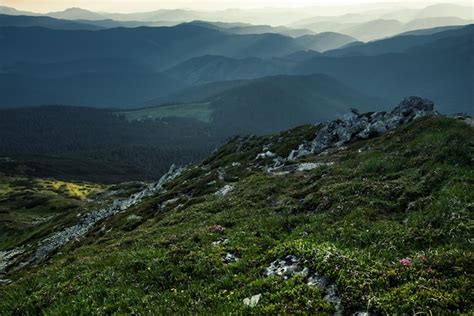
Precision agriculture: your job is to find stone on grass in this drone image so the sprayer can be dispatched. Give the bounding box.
[243,293,261,307]
[215,185,234,196]
[223,253,238,264]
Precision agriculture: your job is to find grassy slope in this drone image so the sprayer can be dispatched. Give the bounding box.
[0,176,106,250]
[0,116,473,314]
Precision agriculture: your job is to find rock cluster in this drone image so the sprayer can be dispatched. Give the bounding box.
[265,255,309,279]
[289,96,436,161]
[266,255,343,314]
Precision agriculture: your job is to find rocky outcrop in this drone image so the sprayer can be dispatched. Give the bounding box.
[289,97,436,161]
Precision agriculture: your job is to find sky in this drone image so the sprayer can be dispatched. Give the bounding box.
[2,0,470,13]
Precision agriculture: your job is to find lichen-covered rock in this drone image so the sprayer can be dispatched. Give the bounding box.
[266,255,309,279]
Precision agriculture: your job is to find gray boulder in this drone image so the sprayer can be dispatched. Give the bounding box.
[391,96,434,117]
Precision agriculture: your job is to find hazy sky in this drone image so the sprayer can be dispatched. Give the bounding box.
[2,0,470,13]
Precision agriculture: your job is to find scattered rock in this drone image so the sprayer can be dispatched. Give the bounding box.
[323,284,343,315]
[211,225,226,233]
[231,162,241,167]
[159,198,179,209]
[243,293,262,307]
[256,151,276,160]
[266,255,343,314]
[307,272,329,289]
[223,253,239,264]
[30,215,55,225]
[0,278,12,285]
[126,215,143,221]
[267,162,333,174]
[215,185,234,196]
[296,162,334,172]
[212,239,229,246]
[288,143,313,161]
[266,255,309,279]
[218,169,225,180]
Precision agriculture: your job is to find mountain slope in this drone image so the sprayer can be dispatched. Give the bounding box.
[0,99,472,314]
[295,25,474,114]
[293,32,357,52]
[186,20,316,37]
[164,55,290,85]
[326,24,474,56]
[341,19,403,41]
[141,74,383,134]
[0,71,184,108]
[207,74,382,134]
[0,24,315,70]
[0,6,37,16]
[47,8,106,21]
[294,15,473,41]
[156,25,473,115]
[0,74,381,182]
[0,106,219,182]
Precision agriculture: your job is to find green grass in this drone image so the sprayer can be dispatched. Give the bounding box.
[118,102,213,123]
[0,116,472,314]
[0,176,107,250]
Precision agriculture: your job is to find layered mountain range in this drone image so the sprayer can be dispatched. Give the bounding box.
[0,19,472,113]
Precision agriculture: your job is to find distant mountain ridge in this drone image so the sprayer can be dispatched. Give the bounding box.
[0,14,102,30]
[162,25,474,114]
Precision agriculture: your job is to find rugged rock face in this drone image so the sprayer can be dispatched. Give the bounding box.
[289,96,436,161]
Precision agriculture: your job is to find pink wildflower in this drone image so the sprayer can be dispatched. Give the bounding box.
[426,267,434,273]
[212,224,225,232]
[399,258,412,267]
